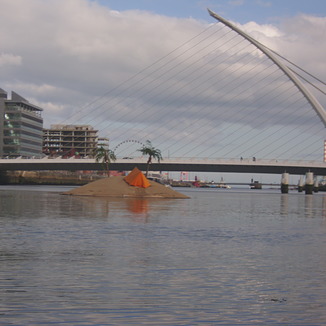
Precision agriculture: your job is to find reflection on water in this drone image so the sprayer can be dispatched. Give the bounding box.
[280,191,326,218]
[1,186,326,325]
[127,198,148,214]
[0,186,186,222]
[66,195,185,222]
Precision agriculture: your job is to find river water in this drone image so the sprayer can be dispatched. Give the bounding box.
[0,185,326,325]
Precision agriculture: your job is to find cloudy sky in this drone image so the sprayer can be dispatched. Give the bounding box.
[0,0,325,165]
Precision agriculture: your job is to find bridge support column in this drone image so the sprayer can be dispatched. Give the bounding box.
[281,173,289,194]
[298,176,304,192]
[305,172,314,195]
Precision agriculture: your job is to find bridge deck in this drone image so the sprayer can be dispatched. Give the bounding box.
[1,158,325,175]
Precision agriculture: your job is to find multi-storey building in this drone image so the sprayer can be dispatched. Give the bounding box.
[0,88,43,157]
[43,124,98,157]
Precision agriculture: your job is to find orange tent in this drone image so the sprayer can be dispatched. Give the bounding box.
[124,167,151,188]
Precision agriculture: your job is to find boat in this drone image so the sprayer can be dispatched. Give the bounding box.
[147,171,167,184]
[250,180,262,189]
[209,184,231,189]
[318,177,326,191]
[208,177,231,189]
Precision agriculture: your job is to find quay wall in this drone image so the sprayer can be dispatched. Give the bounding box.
[0,171,106,185]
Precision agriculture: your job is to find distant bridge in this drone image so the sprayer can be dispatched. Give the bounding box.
[1,157,325,175]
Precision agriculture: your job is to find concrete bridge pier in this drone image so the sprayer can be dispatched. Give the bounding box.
[305,172,314,195]
[281,172,289,193]
[298,176,304,192]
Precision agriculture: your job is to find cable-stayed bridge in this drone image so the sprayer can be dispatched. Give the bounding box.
[65,10,325,164]
[2,10,326,177]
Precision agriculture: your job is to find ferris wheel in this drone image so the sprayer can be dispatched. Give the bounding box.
[113,139,145,158]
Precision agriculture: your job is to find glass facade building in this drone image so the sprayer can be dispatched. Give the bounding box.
[0,88,43,157]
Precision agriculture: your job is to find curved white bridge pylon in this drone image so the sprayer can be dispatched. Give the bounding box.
[207,9,326,127]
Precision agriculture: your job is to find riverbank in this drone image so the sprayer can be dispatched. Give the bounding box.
[0,170,106,185]
[0,171,194,187]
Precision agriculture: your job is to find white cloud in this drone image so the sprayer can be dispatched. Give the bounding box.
[278,15,326,74]
[0,0,324,160]
[241,21,282,38]
[0,53,22,67]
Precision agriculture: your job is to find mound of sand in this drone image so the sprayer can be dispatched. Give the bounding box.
[63,176,189,199]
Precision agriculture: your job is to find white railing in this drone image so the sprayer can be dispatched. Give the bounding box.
[1,156,325,168]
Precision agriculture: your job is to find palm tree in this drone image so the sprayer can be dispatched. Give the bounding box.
[138,140,162,177]
[93,146,116,177]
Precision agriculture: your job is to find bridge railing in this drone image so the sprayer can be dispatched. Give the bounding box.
[1,156,325,167]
